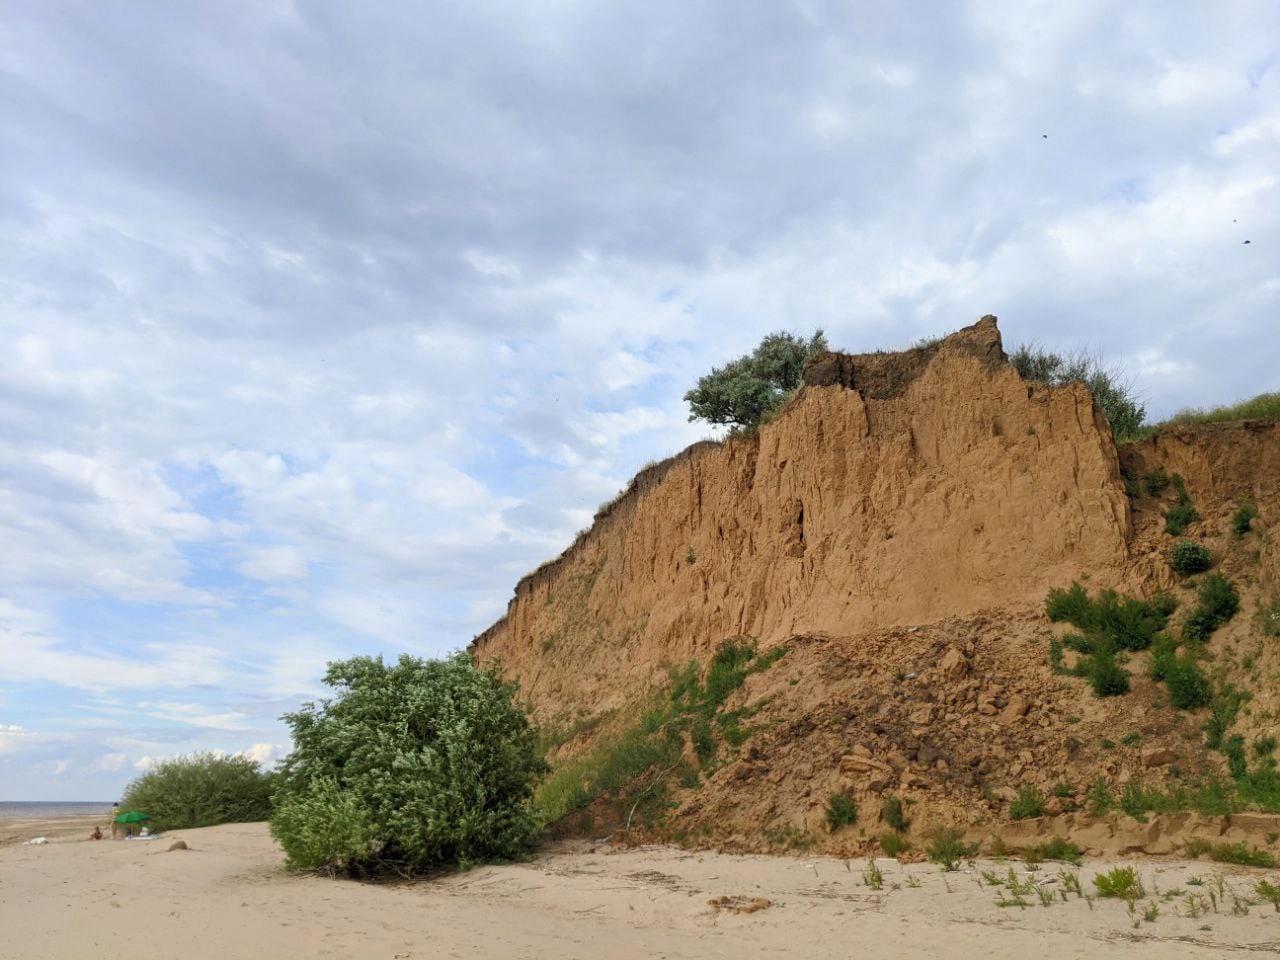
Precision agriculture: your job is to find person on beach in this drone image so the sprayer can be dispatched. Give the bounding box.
[110,802,120,839]
[90,826,103,840]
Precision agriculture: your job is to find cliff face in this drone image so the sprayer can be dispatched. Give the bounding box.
[474,317,1133,724]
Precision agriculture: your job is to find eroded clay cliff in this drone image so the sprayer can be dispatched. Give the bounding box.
[473,316,1280,855]
[475,317,1131,723]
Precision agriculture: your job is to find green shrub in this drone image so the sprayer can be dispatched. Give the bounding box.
[1165,502,1200,536]
[1204,684,1246,751]
[1148,633,1177,681]
[926,827,978,871]
[1086,779,1113,815]
[271,653,547,875]
[1046,582,1091,624]
[1009,345,1146,440]
[1184,574,1239,642]
[1165,656,1212,710]
[1141,469,1170,496]
[1031,837,1082,865]
[879,831,911,857]
[119,752,273,832]
[881,794,909,832]
[1224,734,1249,780]
[1232,503,1258,536]
[1094,866,1144,900]
[1169,540,1212,575]
[825,792,858,831]
[1257,879,1280,911]
[1009,785,1046,821]
[538,639,784,826]
[1210,842,1276,868]
[685,330,828,432]
[1088,650,1130,697]
[1044,583,1179,698]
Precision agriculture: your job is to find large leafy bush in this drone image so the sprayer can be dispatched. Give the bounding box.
[270,653,546,875]
[120,752,273,831]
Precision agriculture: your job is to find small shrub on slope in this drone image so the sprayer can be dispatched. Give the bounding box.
[1232,503,1258,536]
[1165,502,1200,536]
[1089,651,1131,697]
[1044,582,1178,699]
[1183,574,1239,643]
[1009,785,1046,820]
[1169,540,1212,576]
[120,752,273,832]
[825,792,858,831]
[1164,656,1212,710]
[881,794,909,832]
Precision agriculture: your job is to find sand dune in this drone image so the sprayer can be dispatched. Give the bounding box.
[2,820,1278,959]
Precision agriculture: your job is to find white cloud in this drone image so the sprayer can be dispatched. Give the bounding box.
[0,724,29,754]
[239,742,288,767]
[238,545,308,582]
[89,752,127,773]
[0,598,229,692]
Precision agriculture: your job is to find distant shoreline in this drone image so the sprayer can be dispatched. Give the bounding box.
[0,802,113,820]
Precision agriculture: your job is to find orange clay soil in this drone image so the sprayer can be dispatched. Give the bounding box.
[473,316,1280,856]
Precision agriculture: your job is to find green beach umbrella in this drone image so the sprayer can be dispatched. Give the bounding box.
[115,810,150,824]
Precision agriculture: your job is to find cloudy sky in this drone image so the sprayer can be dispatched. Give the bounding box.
[2,1,1277,800]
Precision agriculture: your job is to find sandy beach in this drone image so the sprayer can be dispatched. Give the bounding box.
[3,819,1279,959]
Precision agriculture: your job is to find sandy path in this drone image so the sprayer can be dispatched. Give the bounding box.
[2,821,1279,959]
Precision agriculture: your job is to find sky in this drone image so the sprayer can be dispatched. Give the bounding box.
[1,1,1277,800]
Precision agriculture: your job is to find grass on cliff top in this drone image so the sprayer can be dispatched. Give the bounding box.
[535,639,787,828]
[1159,391,1280,429]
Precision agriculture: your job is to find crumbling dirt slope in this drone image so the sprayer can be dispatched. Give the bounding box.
[473,317,1280,856]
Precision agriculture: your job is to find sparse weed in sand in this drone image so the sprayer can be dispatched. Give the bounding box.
[1256,879,1280,911]
[1183,892,1209,918]
[905,874,922,889]
[1058,868,1082,897]
[1004,868,1035,897]
[862,859,884,890]
[1093,866,1144,901]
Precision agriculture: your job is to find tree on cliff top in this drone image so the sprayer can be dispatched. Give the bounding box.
[1009,344,1146,441]
[685,329,828,433]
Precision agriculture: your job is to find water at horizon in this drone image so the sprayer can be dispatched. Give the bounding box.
[0,801,113,820]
